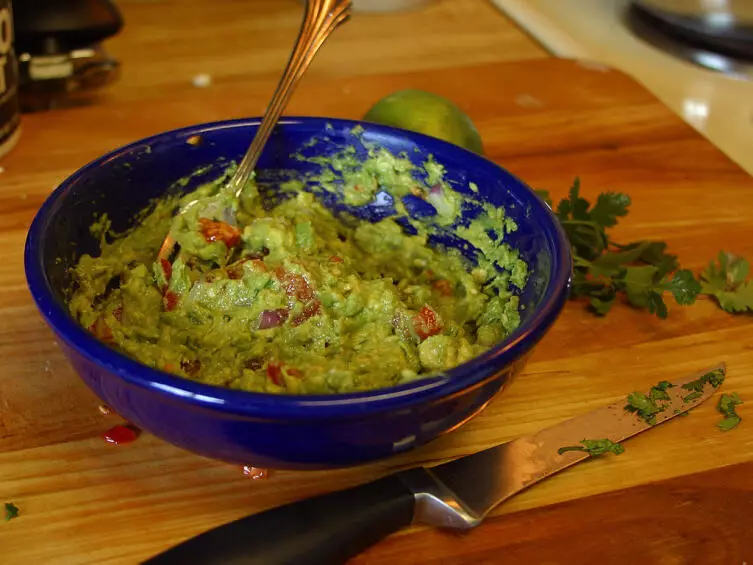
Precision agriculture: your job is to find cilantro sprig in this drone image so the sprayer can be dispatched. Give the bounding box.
[557,438,624,456]
[538,180,700,318]
[538,180,753,319]
[717,392,743,431]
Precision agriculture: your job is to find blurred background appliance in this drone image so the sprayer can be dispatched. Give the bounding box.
[13,0,123,111]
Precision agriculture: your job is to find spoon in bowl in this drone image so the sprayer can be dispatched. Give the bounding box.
[158,0,353,262]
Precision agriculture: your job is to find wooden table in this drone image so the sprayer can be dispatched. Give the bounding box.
[2,1,753,563]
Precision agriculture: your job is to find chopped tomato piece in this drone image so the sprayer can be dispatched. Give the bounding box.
[292,300,321,327]
[160,258,172,283]
[198,218,241,248]
[267,361,283,386]
[432,279,453,297]
[163,363,177,372]
[329,256,343,263]
[88,317,114,343]
[413,305,442,340]
[275,268,315,302]
[266,362,302,385]
[163,291,180,311]
[112,306,123,322]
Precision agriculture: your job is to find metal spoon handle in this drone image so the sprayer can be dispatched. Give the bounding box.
[228,0,352,195]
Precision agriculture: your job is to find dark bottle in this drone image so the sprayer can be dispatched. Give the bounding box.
[0,0,19,160]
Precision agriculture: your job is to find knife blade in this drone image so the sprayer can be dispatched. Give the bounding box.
[144,362,726,565]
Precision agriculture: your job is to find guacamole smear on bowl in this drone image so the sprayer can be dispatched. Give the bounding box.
[67,143,528,394]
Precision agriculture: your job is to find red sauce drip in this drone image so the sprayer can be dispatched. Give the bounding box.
[102,424,141,446]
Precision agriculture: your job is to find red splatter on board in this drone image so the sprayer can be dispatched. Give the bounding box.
[102,424,141,446]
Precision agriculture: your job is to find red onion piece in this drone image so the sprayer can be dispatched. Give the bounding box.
[257,308,289,329]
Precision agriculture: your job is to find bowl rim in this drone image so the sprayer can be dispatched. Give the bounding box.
[24,116,572,420]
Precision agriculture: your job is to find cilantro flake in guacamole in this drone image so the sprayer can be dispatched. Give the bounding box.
[68,143,527,394]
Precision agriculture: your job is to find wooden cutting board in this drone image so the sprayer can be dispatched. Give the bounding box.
[2,56,753,564]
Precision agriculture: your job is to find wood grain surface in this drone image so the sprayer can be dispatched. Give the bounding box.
[101,0,549,106]
[2,1,753,563]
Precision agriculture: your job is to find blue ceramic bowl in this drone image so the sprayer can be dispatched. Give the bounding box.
[25,117,570,469]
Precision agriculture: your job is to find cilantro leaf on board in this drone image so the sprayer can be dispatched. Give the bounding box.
[557,438,624,456]
[663,270,702,305]
[589,192,631,229]
[717,392,743,431]
[700,252,753,312]
[4,503,19,522]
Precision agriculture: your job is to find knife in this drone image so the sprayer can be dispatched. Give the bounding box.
[144,362,726,565]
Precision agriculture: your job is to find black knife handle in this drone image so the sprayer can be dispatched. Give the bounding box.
[142,474,416,565]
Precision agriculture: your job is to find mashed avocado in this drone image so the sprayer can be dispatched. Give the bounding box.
[68,143,527,394]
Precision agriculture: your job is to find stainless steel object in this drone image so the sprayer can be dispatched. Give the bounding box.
[629,1,753,75]
[406,362,725,528]
[145,363,727,565]
[634,0,753,23]
[227,0,352,196]
[157,0,352,261]
[16,46,119,111]
[12,0,123,111]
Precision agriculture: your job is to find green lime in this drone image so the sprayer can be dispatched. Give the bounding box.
[363,89,484,155]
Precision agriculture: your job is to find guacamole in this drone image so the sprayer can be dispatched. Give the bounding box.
[68,144,527,394]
